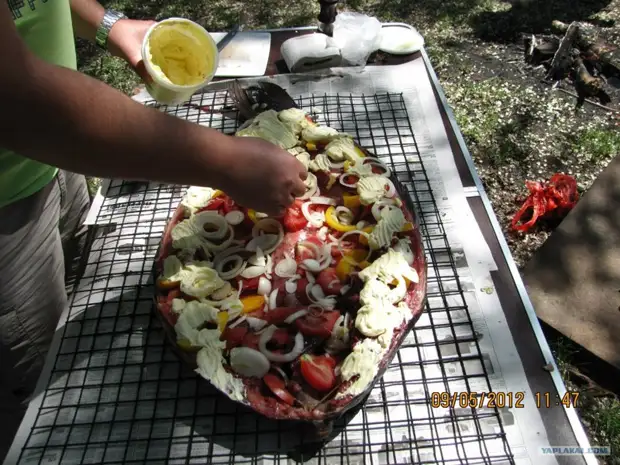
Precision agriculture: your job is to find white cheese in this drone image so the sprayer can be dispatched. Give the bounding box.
[162,255,184,281]
[278,108,312,134]
[324,137,364,163]
[309,153,332,172]
[346,161,374,178]
[170,219,203,251]
[179,262,225,299]
[295,151,311,169]
[301,125,339,143]
[195,332,245,402]
[181,186,218,215]
[336,338,383,398]
[235,110,298,149]
[356,175,389,206]
[359,248,419,286]
[368,207,405,250]
[171,298,187,314]
[393,238,415,266]
[174,300,219,346]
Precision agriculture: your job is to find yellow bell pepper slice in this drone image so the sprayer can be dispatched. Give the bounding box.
[306,142,317,151]
[217,311,229,333]
[213,190,224,198]
[325,206,356,232]
[358,260,371,270]
[358,226,375,246]
[391,277,412,287]
[401,222,414,232]
[247,209,258,223]
[156,277,180,290]
[354,146,366,158]
[336,259,353,282]
[241,295,265,314]
[177,338,201,352]
[343,194,361,210]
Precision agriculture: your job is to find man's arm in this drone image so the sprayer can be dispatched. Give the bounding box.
[0,2,306,215]
[69,0,105,43]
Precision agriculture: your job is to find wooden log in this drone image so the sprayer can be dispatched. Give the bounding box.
[545,21,579,81]
[523,33,560,66]
[574,56,612,108]
[552,20,620,77]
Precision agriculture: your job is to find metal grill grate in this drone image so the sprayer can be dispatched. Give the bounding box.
[15,91,516,465]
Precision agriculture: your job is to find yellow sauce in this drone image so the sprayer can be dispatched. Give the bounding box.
[147,21,215,87]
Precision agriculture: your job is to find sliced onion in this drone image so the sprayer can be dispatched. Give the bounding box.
[273,366,289,385]
[259,326,305,362]
[309,196,337,205]
[300,259,322,273]
[268,288,279,310]
[298,173,319,200]
[385,178,396,198]
[301,201,325,228]
[298,241,321,260]
[230,347,271,378]
[339,173,358,189]
[356,220,370,230]
[252,218,282,237]
[275,254,297,278]
[340,284,351,295]
[317,226,329,242]
[240,265,266,279]
[229,315,247,329]
[344,312,351,328]
[213,245,245,268]
[283,309,309,324]
[332,315,344,333]
[337,230,372,264]
[247,317,268,331]
[285,278,298,294]
[248,247,266,267]
[327,279,340,291]
[364,159,391,177]
[330,160,345,169]
[265,254,273,277]
[211,282,233,301]
[335,206,355,225]
[216,254,246,280]
[258,276,272,296]
[246,234,280,255]
[193,211,229,240]
[310,284,325,301]
[306,271,316,284]
[371,200,399,222]
[224,211,245,226]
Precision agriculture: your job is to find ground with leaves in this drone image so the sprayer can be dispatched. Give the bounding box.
[80,0,620,462]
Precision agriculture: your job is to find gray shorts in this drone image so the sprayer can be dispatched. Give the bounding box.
[0,170,91,463]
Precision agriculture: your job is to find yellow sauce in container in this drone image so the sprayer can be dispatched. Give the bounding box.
[142,18,219,105]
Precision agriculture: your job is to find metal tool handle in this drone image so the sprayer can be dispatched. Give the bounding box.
[317,0,339,36]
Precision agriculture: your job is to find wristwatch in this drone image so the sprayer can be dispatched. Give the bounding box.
[95,9,128,50]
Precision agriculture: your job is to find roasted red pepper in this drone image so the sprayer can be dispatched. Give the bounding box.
[512,174,579,233]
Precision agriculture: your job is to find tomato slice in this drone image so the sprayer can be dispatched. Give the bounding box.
[295,277,311,305]
[235,276,260,295]
[263,373,296,406]
[283,200,308,232]
[220,326,248,350]
[300,354,337,392]
[196,197,225,212]
[263,307,305,325]
[242,332,261,350]
[295,310,341,339]
[316,267,342,296]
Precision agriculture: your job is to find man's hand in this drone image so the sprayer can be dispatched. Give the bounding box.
[221,138,308,216]
[108,19,156,82]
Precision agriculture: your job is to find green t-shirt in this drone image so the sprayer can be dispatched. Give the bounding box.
[0,0,77,208]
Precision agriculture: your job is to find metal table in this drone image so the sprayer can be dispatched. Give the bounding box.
[4,25,596,465]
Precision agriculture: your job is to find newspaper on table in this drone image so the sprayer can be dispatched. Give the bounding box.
[8,57,561,465]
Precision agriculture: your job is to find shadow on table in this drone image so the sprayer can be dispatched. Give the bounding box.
[20,277,364,464]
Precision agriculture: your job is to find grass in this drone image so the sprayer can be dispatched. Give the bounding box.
[77,0,620,461]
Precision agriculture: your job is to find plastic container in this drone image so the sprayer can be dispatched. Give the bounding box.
[142,18,219,106]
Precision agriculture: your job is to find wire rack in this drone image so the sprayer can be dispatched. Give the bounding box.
[13,90,516,465]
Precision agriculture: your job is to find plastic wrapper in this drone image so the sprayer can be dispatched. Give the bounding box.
[332,12,382,66]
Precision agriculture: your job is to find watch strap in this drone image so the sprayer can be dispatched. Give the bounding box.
[95,10,128,50]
